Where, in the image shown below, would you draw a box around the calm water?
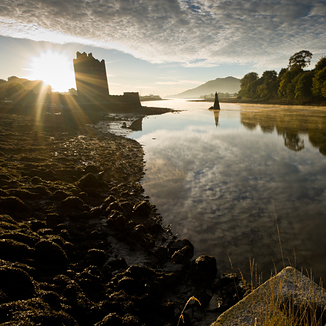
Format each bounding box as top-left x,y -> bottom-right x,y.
107,99 -> 326,281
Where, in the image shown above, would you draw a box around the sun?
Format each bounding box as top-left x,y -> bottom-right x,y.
28,50 -> 75,92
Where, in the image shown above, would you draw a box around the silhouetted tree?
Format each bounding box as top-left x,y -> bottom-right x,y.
288,50 -> 312,70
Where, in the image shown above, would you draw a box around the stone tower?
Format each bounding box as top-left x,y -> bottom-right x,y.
73,52 -> 109,99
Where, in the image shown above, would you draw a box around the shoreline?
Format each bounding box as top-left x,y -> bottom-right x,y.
0,103 -> 248,326
190,97 -> 326,107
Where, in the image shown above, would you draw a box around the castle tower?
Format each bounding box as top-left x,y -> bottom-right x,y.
73,52 -> 109,100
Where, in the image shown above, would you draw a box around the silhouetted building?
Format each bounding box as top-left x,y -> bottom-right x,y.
73,52 -> 141,108
73,52 -> 109,99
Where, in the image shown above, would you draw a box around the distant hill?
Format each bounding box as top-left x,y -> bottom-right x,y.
169,76 -> 240,99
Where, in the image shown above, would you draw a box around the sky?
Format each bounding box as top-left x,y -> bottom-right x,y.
0,0 -> 325,96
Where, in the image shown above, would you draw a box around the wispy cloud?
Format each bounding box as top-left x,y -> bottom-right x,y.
0,0 -> 325,67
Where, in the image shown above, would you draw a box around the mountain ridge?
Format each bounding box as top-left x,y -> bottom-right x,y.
168,76 -> 240,99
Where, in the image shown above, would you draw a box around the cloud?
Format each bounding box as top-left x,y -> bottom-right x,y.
0,0 -> 325,68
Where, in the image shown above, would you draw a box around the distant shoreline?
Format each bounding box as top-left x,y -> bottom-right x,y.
186,97 -> 326,107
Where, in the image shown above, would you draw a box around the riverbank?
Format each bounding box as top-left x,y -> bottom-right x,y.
0,103 -> 248,326
194,97 -> 326,106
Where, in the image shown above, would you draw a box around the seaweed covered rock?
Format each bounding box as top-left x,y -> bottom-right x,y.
61,196 -> 88,212
192,255 -> 217,282
35,239 -> 68,270
0,266 -> 35,300
0,196 -> 28,216
0,239 -> 34,263
77,173 -> 99,190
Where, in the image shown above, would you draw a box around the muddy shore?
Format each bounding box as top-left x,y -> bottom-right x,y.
0,103 -> 248,326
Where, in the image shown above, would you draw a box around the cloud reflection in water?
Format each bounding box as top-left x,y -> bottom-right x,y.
136,108 -> 326,281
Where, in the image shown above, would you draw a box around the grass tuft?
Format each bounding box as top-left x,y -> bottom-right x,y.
177,296 -> 201,326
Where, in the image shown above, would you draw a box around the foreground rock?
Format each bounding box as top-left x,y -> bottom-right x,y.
211,266 -> 326,326
0,110 -> 248,325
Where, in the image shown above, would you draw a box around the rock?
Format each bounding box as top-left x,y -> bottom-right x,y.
0,238 -> 34,262
133,200 -> 152,217
78,191 -> 88,202
107,211 -> 126,229
7,189 -> 38,201
89,206 -> 102,218
35,239 -> 68,270
106,201 -> 124,214
101,195 -> 117,210
107,258 -> 128,272
126,265 -> 156,280
76,173 -> 99,189
0,214 -> 18,225
0,189 -> 8,196
40,290 -> 62,310
171,245 -> 193,264
46,213 -> 64,227
193,255 -> 217,282
28,219 -> 47,231
117,276 -> 139,294
95,313 -> 123,326
0,196 -> 28,215
30,176 -> 44,184
85,165 -> 99,174
280,295 -> 326,325
61,196 -> 86,211
86,249 -> 108,267
1,231 -> 39,248
168,239 -> 194,256
51,190 -> 71,200
0,266 -> 35,300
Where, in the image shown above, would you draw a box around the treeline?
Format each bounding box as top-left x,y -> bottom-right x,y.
0,76 -> 52,100
238,50 -> 326,103
200,92 -> 237,100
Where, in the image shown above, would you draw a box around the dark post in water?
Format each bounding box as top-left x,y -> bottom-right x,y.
214,92 -> 220,110
209,92 -> 220,110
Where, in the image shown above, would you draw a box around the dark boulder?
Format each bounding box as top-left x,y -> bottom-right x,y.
51,189 -> 71,201
61,196 -> 87,211
171,245 -> 193,264
76,173 -> 99,189
133,201 -> 152,217
0,266 -> 35,300
168,239 -> 194,257
0,238 -> 34,262
35,239 -> 68,270
94,312 -> 123,326
0,196 -> 28,215
86,249 -> 108,267
85,165 -> 99,174
192,255 -> 217,282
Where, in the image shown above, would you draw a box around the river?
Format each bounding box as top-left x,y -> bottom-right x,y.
105,99 -> 326,282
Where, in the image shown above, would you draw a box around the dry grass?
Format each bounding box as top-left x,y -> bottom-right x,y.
177,296 -> 201,326
247,205 -> 326,326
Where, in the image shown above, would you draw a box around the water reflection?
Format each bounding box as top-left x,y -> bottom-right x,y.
240,107 -> 326,155
212,110 -> 220,127
130,101 -> 326,281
